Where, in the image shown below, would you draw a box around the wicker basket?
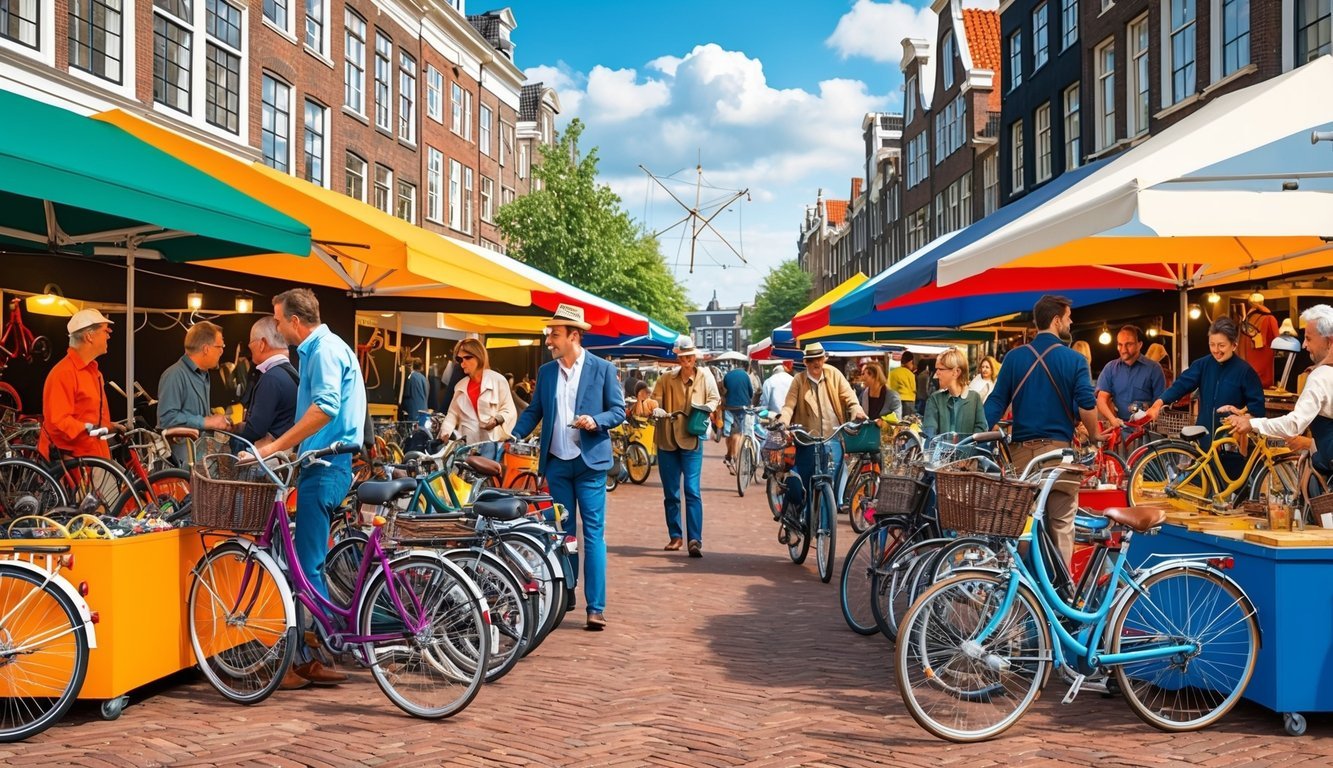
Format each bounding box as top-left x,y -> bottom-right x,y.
934,464 -> 1038,538
385,511 -> 476,542
1154,407 -> 1194,439
875,473 -> 930,518
1309,492 -> 1333,522
190,454 -> 278,532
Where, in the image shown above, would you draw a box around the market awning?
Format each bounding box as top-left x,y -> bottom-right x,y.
1,91 -> 309,261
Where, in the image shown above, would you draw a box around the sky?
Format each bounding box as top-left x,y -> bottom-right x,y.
498,0 -> 990,311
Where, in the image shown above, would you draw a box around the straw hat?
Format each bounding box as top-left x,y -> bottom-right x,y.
673,337 -> 698,357
803,342 -> 828,360
543,303 -> 592,331
67,308 -> 114,334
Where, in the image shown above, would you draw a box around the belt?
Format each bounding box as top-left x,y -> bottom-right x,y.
1017,438 -> 1068,447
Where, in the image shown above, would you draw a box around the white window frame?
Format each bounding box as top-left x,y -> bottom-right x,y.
1010,118 -> 1025,192
1213,0 -> 1250,78
451,81 -> 464,135
1035,103 -> 1052,182
343,9 -> 365,115
260,72 -> 292,172
1009,30 -> 1023,90
463,166 -> 474,234
499,121 -> 511,166
982,153 -> 998,214
904,74 -> 918,122
396,179 -> 415,224
398,50 -> 415,143
374,164 -> 392,213
261,0 -> 288,35
1033,2 -> 1050,70
1095,38 -> 1116,151
1061,0 -> 1078,50
480,103 -> 493,156
301,98 -> 326,186
426,146 -> 444,223
1294,0 -> 1332,65
1128,14 -> 1150,137
448,158 -> 462,229
374,32 -> 392,131
481,176 -> 494,222
426,65 -> 442,121
69,0 -> 128,86
1063,82 -> 1081,170
518,143 -> 528,180
303,0 -> 327,56
345,151 -> 366,202
1162,0 -> 1198,107
941,31 -> 955,89
0,0 -> 54,63
150,0 -> 247,140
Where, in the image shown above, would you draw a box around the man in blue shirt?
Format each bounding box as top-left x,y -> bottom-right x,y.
1095,325 -> 1166,429
157,321 -> 232,465
255,288 -> 366,686
400,357 -> 428,426
721,363 -> 755,473
985,295 -> 1102,566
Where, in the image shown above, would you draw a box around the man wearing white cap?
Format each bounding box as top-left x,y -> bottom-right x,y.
38,309 -> 117,461
512,303 -> 626,631
651,337 -> 720,557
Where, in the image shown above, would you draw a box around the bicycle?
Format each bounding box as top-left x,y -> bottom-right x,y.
895,446 -> 1260,742
0,297 -> 52,401
776,420 -> 869,583
186,435 -> 492,718
732,406 -> 764,497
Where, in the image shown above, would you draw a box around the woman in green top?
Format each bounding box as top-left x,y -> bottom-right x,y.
923,348 -> 988,440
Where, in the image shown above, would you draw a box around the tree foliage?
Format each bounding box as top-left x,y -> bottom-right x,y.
745,259 -> 813,342
495,119 -> 693,332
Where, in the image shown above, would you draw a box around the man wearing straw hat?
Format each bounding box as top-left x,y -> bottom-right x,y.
651,336 -> 720,557
513,303 -> 626,631
779,342 -> 866,521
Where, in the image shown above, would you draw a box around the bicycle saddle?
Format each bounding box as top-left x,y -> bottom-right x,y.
162,426 -> 200,441
1092,506 -> 1168,532
465,455 -> 504,477
357,477 -> 418,505
1179,425 -> 1208,442
472,496 -> 527,521
474,488 -> 553,505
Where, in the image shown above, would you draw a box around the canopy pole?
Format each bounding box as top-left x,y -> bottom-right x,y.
1178,288 -> 1189,371
126,246 -> 136,427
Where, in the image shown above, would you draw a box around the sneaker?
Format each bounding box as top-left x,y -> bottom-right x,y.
687,540 -> 703,558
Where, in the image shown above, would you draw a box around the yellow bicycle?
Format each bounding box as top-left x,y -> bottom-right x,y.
1126,421 -> 1299,513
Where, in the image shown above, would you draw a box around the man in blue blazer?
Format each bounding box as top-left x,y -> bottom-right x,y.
512,303 -> 626,630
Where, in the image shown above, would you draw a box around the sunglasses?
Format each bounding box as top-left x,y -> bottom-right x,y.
455,354 -> 475,363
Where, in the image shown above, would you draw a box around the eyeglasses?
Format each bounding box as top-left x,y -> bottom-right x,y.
455,354 -> 475,363
211,343 -> 226,350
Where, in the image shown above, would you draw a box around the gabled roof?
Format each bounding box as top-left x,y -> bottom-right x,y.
825,199 -> 849,227
520,83 -> 542,122
962,8 -> 1001,113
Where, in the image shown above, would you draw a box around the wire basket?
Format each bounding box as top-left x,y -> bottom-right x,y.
190,454 -> 278,532
384,511 -> 476,543
1154,407 -> 1194,439
934,462 -> 1038,538
875,473 -> 930,518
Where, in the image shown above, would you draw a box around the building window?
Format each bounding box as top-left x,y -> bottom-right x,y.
1,0 -> 40,47
480,104 -> 493,156
1011,119 -> 1025,192
374,164 -> 391,213
1095,38 -> 1115,150
462,167 -> 474,234
426,147 -> 443,222
304,0 -> 324,54
500,122 -> 512,166
396,180 -> 415,223
451,82 -> 464,135
262,0 -> 285,30
518,144 -> 528,179
941,31 -> 955,89
906,208 -> 930,253
1009,30 -> 1022,90
934,95 -> 966,164
374,33 -> 391,131
501,185 -> 515,206
1220,0 -> 1250,75
69,0 -> 124,83
260,73 -> 290,172
933,174 -> 972,237
343,9 -> 365,113
481,176 -> 494,222
1166,0 -> 1197,105
1296,0 -> 1332,63
398,51 -> 415,142
153,0 -> 193,113
203,0 -> 242,133
1063,82 -> 1081,169
426,65 -> 442,121
448,159 -> 461,229
1062,0 -> 1078,49
982,154 -> 998,214
1035,103 -> 1052,182
1033,3 -> 1049,70
1128,15 -> 1150,136
906,133 -> 928,187
345,152 -> 365,201
904,75 -> 917,122
302,99 -> 325,186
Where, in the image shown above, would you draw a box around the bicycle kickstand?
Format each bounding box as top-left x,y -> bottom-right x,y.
1062,673 -> 1086,705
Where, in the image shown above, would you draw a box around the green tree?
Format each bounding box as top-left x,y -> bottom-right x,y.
495,119 -> 692,332
745,259 -> 813,342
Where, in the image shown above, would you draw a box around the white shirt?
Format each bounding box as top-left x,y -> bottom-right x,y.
968,375 -> 994,401
761,370 -> 793,414
1250,365 -> 1333,439
551,349 -> 585,460
256,353 -> 290,374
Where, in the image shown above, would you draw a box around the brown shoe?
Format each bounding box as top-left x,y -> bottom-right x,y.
279,666 -> 311,690
664,537 -> 683,551
585,612 -> 606,631
688,540 -> 703,558
291,659 -> 347,685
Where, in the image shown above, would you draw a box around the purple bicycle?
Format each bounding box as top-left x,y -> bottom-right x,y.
185,434 -> 492,718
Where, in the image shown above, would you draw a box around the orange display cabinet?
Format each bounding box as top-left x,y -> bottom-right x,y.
0,527 -> 206,718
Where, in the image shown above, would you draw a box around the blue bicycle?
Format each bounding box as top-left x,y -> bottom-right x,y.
895,447 -> 1259,742
775,421 -> 870,583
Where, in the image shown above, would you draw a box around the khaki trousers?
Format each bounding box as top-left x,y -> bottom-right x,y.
1009,439 -> 1078,566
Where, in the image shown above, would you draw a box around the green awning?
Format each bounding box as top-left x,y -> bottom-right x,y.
0,90 -> 310,261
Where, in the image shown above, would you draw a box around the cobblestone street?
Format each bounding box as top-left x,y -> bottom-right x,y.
7,440 -> 1333,767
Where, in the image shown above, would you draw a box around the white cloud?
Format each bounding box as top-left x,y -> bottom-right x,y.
825,0 -> 937,63
524,63 -> 584,114
582,66 -> 671,122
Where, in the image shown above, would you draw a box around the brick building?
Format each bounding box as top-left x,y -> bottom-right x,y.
797,191 -> 850,298
0,0 -> 558,249
686,292 -> 749,354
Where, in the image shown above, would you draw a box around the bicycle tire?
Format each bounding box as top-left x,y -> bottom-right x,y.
735,441 -> 755,497
0,457 -> 68,518
324,531 -> 369,610
766,472 -> 784,519
896,571 -> 1050,742
1109,566 -> 1259,732
1246,453 -> 1301,502
499,530 -> 564,653
441,548 -> 532,682
506,471 -> 541,492
815,484 -> 837,583
357,553 -> 488,719
112,467 -> 191,519
782,493 -> 810,565
626,442 -> 651,485
0,382 -> 21,414
874,537 -> 947,641
839,520 -> 908,635
1126,442 -> 1211,511
53,455 -> 137,517
924,537 -> 1002,586
0,564 -> 90,742
846,470 -> 879,534
187,541 -> 296,705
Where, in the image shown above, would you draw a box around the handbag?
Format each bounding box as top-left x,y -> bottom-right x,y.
686,405 -> 712,437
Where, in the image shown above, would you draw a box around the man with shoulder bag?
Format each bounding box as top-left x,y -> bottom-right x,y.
651,337 -> 720,558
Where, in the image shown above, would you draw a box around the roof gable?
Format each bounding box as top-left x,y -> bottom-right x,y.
961,8 -> 1001,113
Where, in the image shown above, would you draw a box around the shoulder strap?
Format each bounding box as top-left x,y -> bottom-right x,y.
1011,343 -> 1076,426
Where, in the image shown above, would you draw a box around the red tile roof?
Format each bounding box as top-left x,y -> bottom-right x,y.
851,177 -> 863,200
962,8 -> 1001,113
825,199 -> 849,226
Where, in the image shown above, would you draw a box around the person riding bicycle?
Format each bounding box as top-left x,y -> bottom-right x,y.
720,362 -> 755,475
38,309 -> 118,461
778,342 -> 866,515
651,337 -> 719,557
1224,304 -> 1333,483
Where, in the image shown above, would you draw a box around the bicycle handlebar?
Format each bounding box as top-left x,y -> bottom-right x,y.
787,420 -> 866,445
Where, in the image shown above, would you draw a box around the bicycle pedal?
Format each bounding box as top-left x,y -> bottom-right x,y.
1062,673 -> 1086,704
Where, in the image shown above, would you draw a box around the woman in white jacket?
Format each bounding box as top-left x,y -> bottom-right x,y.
440,338 -> 517,457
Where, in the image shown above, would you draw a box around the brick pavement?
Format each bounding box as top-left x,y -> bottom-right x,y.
5,439 -> 1332,766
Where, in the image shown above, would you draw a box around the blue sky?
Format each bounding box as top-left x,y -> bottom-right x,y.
497,0 -> 979,311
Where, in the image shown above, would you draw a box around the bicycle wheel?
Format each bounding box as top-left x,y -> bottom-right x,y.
1109,566 -> 1259,732
766,473 -> 784,519
781,494 -> 810,565
112,467 -> 191,519
925,537 -> 1003,584
324,531 -> 369,610
1126,442 -> 1211,511
187,541 -> 296,705
56,456 -> 134,517
441,548 -> 532,682
846,470 -> 879,534
874,537 -> 947,641
0,457 -> 67,518
506,471 -> 541,492
626,442 -> 651,485
0,382 -> 20,414
500,530 -> 563,653
357,553 -> 488,719
1246,454 -> 1301,502
1095,450 -> 1128,490
815,484 -> 837,583
840,520 -> 908,635
896,572 -> 1051,743
735,442 -> 755,497
0,565 -> 90,742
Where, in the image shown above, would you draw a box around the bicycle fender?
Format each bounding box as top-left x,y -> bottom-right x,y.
1105,560 -> 1262,649
205,540 -> 297,630
0,560 -> 99,649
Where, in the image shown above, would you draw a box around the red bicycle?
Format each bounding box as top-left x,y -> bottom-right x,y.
0,298 -> 52,413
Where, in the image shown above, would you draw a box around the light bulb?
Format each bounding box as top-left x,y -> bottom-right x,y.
1098,328 -> 1112,345
234,295 -> 253,314
1147,326 -> 1159,338
1205,291 -> 1220,304
187,291 -> 204,311
1188,303 -> 1202,320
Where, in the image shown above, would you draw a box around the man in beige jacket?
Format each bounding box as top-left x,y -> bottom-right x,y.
651,337 -> 720,557
779,343 -> 866,516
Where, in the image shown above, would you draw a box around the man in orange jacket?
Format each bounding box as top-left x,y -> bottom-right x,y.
39,309 -> 117,460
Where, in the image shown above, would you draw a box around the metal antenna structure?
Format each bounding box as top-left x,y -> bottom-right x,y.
639,159 -> 750,273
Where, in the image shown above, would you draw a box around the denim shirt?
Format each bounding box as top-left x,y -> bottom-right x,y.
985,332 -> 1097,443
295,324 -> 367,453
157,354 -> 210,430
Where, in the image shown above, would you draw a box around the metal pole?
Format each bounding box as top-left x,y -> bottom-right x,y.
1179,287 -> 1189,371
126,246 -> 135,426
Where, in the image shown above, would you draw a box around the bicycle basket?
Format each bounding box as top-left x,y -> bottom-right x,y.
841,423 -> 881,454
384,510 -> 476,542
761,431 -> 794,474
874,473 -> 930,518
1309,492 -> 1333,522
934,462 -> 1037,538
190,454 -> 277,532
1154,407 -> 1194,439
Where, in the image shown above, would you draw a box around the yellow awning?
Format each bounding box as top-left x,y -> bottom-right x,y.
442,313 -> 548,335
796,273 -> 867,317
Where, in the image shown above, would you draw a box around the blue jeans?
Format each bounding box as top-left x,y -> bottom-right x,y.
795,440 -> 843,516
296,454 -> 353,599
658,442 -> 704,543
546,456 -> 607,615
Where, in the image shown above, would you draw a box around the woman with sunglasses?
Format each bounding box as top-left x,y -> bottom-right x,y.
440,338 -> 517,458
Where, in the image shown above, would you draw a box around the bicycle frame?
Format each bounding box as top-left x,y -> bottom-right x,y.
1137,424 -> 1291,507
